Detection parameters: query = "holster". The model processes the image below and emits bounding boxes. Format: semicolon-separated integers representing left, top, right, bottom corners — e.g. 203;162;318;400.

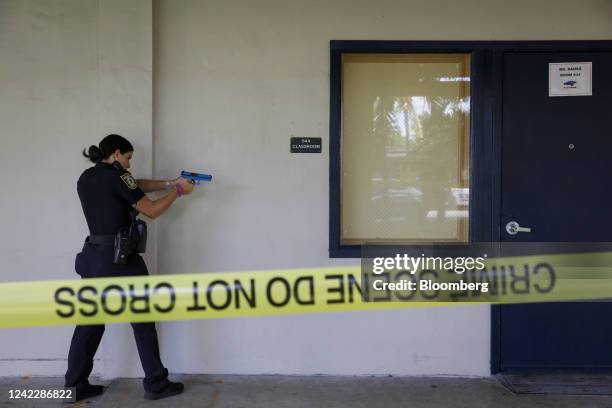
130;218;147;253
112;211;148;264
113;229;132;264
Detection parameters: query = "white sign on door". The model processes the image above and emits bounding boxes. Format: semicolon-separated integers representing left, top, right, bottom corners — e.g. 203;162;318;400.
549;62;592;97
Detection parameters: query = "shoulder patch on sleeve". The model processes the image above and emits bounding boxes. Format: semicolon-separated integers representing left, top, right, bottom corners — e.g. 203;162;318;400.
120;173;138;190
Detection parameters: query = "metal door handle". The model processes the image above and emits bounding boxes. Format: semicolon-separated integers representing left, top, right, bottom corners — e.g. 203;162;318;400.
506;221;531;235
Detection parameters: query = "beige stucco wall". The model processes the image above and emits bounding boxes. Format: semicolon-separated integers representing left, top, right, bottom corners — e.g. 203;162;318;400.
0;0;153;378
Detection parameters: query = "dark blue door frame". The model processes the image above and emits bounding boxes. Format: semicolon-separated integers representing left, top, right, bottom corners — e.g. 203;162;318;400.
328;40;612;374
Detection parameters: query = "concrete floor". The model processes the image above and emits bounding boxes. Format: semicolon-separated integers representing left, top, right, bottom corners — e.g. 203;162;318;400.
2;375;612;407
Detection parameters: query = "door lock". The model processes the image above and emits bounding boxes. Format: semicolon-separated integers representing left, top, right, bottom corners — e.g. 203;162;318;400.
506;221;531;235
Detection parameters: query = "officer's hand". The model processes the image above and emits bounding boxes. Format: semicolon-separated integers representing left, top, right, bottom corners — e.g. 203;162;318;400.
177;178;194;195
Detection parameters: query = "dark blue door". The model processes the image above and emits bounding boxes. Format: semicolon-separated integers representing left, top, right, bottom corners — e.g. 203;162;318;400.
499;51;612;370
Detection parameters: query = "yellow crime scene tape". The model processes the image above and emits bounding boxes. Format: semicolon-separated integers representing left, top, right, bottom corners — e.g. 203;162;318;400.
1;251;612;329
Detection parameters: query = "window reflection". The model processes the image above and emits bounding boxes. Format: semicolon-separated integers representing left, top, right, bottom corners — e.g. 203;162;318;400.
341;54;470;243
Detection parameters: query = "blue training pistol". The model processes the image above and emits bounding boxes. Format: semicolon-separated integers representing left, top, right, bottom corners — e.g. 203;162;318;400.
181;170;213;185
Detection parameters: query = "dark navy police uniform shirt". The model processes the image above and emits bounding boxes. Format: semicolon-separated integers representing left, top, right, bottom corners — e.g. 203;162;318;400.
77;162;145;235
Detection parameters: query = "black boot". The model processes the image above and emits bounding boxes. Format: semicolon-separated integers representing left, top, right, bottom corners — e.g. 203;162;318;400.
73;381;105;402
144;380;184;400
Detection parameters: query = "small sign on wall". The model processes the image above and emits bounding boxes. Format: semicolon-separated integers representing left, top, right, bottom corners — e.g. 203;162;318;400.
549;62;592;97
290;137;322;153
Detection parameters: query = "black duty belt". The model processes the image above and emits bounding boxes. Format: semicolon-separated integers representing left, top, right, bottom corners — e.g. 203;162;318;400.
86;234;116;246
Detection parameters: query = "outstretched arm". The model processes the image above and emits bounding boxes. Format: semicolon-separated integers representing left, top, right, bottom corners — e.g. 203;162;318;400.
136;178;177;193
135;179;194;219
135;190;178;219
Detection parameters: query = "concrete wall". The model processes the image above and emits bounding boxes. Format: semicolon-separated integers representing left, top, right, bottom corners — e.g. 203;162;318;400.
152;0;612;376
0;0;153;378
1;0;612;379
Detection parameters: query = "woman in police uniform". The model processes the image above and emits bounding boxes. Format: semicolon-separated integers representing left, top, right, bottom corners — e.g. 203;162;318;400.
65;134;194;401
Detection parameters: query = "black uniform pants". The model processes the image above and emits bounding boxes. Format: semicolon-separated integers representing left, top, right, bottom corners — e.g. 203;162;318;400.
64;243;169;393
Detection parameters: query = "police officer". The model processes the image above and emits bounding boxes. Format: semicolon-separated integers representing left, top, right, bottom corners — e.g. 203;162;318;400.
65;134;194;401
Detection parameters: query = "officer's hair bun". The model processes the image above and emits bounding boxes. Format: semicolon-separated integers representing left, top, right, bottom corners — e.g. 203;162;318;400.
83;145;103;163
83;134;133;163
